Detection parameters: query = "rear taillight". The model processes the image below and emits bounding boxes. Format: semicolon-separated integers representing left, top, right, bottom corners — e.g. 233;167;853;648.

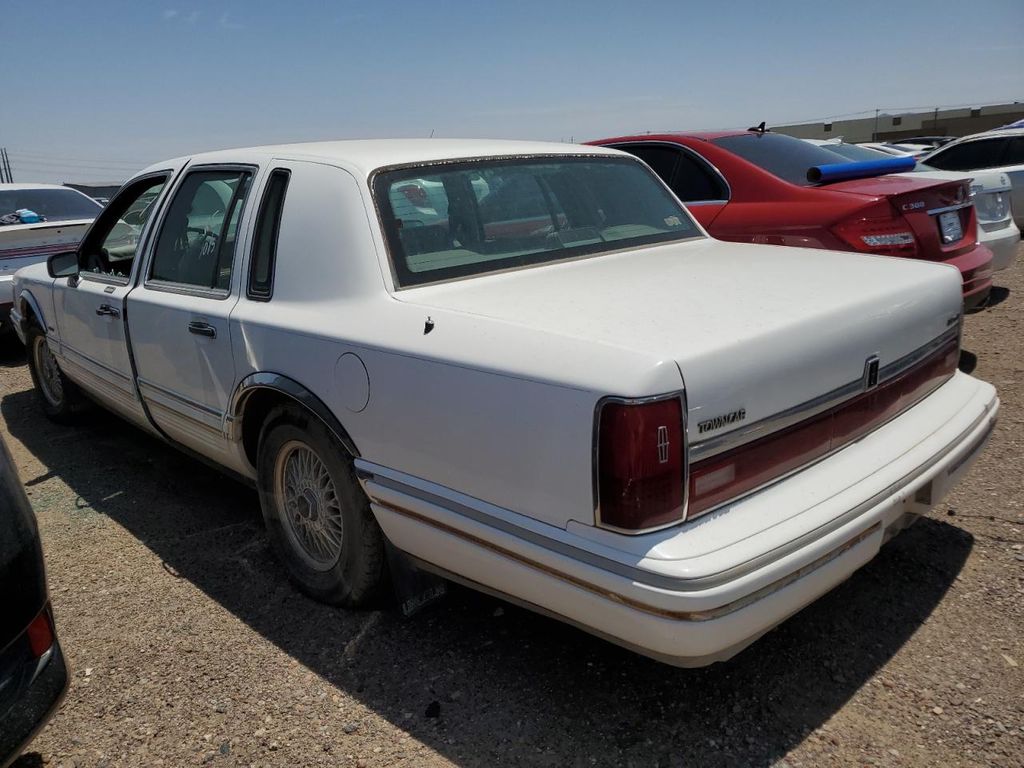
399;184;428;207
832;214;919;258
596;396;686;532
26;607;55;658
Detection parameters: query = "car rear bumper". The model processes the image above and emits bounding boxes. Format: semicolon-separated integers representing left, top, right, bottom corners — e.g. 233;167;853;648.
978;223;1021;272
359;372;997;666
0;613;69;767
945;243;994;308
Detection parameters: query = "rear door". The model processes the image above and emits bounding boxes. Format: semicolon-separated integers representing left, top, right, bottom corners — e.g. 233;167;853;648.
608;143;729;228
53;173;171;425
127;165;255;463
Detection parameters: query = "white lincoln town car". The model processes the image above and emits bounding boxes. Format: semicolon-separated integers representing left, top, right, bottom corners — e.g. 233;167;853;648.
9;139;998;666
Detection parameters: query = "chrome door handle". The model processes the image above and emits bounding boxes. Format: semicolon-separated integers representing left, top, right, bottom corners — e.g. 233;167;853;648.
95;304;120;318
187;321;217;339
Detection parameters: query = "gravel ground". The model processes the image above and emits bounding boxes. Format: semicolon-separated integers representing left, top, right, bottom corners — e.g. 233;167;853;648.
3;247;1022;768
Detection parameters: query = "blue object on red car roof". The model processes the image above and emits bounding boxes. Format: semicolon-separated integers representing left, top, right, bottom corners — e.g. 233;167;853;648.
806;156;916;184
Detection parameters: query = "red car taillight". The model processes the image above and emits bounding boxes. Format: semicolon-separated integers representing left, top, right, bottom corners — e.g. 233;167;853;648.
596;396;686;532
26;606;55;658
832;214;919;258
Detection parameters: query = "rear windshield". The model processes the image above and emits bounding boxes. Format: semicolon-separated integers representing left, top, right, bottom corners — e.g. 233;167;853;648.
712;133;856;186
0;188;102;224
375;156;701;287
817;143;892;162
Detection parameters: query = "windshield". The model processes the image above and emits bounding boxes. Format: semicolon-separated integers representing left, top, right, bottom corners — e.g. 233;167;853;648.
0;188;102;224
712;133;860;186
375;156;702;287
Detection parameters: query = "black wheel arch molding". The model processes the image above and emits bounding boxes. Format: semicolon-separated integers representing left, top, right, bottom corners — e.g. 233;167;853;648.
16;289;49;334
228;372;361;460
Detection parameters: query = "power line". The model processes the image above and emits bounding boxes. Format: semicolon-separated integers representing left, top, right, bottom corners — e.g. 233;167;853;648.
7;149;153;166
10;158;144;172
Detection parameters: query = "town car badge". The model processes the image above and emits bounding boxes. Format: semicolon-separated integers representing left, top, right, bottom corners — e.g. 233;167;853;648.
697;408;747;434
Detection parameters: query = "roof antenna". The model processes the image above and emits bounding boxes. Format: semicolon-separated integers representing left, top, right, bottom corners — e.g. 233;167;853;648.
748;121;768;134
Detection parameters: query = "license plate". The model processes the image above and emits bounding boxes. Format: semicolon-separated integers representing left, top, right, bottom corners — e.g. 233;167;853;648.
938;211;963;243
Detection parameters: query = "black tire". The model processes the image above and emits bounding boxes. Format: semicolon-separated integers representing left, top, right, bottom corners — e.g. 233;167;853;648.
25;323;83;423
256;403;386;607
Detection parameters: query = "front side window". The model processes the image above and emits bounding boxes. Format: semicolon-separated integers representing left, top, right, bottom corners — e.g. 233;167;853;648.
78;175;168;280
375;156;701;287
150;169;252;290
926;139;1009;171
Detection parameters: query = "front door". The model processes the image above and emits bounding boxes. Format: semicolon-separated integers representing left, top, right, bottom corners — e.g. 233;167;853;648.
54;173;171;425
127;166;255;463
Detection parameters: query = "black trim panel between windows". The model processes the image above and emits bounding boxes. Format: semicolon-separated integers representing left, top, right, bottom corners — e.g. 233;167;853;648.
247;169;290;301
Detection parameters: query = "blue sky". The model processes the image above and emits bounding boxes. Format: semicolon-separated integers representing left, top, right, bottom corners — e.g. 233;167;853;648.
3;0;1022;183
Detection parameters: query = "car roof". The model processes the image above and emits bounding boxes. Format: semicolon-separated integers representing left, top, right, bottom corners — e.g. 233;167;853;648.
0;182;85;192
591;130;749;144
141;139;624;179
943;127;1024;144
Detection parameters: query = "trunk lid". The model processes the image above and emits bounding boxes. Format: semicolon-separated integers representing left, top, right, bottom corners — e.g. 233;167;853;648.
397;238;963;446
824;175;977;261
0;219;91;278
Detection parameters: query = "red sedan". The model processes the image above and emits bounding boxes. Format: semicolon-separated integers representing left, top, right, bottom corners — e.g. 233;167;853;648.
589;130;993;308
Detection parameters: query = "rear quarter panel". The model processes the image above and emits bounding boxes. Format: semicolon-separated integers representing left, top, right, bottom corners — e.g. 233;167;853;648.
229;160;678;529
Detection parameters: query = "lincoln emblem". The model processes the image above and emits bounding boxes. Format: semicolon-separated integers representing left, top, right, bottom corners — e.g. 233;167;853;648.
656;425;670;464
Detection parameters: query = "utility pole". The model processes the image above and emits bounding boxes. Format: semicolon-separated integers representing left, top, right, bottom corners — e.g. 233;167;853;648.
873;109;880;140
1;148;12;183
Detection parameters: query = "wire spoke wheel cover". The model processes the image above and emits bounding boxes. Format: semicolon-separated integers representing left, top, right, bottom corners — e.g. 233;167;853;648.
33;334;64;407
273;440;345;571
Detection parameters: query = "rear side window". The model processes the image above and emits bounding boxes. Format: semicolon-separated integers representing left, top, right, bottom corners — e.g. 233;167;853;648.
150;169;252;291
621;146;680;186
672;152;728;201
613;144;728;202
711;133;853;186
927;138;1009;171
1003;137;1024;166
248;170;290;300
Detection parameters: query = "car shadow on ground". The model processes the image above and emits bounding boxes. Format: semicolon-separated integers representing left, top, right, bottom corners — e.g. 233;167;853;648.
0;341;26;369
2;389;973;768
985;286;1011;310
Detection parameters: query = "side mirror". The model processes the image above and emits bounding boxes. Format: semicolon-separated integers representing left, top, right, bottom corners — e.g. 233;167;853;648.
47;251;79;278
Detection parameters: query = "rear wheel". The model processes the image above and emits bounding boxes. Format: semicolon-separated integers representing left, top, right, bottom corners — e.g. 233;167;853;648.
256;403;386;607
26;323;82;422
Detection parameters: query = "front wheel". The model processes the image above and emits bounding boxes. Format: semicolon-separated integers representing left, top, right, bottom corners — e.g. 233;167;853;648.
26;324;82;422
256;404;386;607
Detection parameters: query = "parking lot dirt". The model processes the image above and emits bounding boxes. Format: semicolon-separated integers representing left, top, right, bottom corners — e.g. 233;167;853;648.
2;249;1022;768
